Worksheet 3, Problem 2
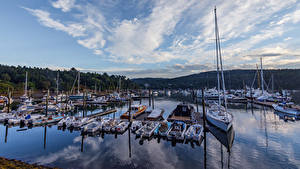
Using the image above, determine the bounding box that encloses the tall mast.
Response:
[25,71,28,96]
[215,7,227,109]
[214,7,221,108]
[78,71,80,94]
[260,56,264,94]
[56,71,59,96]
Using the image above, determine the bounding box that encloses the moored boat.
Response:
[167,121,187,141]
[185,124,203,142]
[130,120,143,132]
[154,121,172,137]
[147,108,164,121]
[120,105,147,119]
[206,104,232,132]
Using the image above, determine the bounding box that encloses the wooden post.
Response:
[148,89,151,106]
[7,88,10,113]
[46,89,49,117]
[139,90,142,105]
[152,93,154,110]
[83,91,86,118]
[202,88,207,169]
[128,97,131,122]
[202,89,206,129]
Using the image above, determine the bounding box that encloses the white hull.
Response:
[273,104,300,116]
[206,113,232,132]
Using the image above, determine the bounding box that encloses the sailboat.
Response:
[205,7,233,132]
[69,71,84,100]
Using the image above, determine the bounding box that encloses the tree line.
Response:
[0,64,139,94]
[133,69,300,91]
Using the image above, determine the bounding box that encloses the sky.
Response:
[0,0,300,78]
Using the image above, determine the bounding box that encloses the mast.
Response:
[215,7,227,109]
[260,56,264,94]
[78,71,80,94]
[214,7,221,108]
[56,71,59,96]
[25,71,28,96]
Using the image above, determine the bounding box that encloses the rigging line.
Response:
[214,7,221,110]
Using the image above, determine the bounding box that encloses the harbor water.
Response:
[0,97,300,169]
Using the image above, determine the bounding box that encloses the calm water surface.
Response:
[0,97,300,169]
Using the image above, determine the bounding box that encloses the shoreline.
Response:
[0,157,59,169]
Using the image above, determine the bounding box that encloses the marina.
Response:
[0,97,300,168]
[1,1,300,168]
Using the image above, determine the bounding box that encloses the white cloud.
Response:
[23,7,86,37]
[51,0,76,12]
[23,0,300,77]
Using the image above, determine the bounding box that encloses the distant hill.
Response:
[133,69,300,90]
[0,64,138,94]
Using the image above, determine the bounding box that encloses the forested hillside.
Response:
[0,64,139,94]
[133,69,300,90]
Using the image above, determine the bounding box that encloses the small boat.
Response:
[142,121,160,138]
[58,116,73,127]
[65,116,77,128]
[185,124,203,142]
[31,115,64,126]
[82,121,101,133]
[115,121,130,133]
[206,104,233,132]
[72,117,95,128]
[136,121,159,138]
[147,108,164,121]
[110,119,123,132]
[120,105,147,119]
[272,104,300,116]
[0,113,14,123]
[130,120,143,132]
[167,103,195,122]
[102,118,116,132]
[167,121,187,141]
[25,114,44,125]
[154,121,172,137]
[43,104,59,112]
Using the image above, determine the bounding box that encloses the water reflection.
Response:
[0,98,300,169]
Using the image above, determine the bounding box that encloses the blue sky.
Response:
[0,0,300,78]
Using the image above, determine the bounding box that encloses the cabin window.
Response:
[182,107,187,112]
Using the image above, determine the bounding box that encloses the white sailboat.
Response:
[206,7,233,132]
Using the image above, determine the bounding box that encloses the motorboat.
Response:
[115,121,130,133]
[120,104,147,119]
[154,121,172,137]
[136,121,159,138]
[130,120,143,132]
[167,121,187,141]
[185,124,203,142]
[272,103,300,116]
[82,121,101,133]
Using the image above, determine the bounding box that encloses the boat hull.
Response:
[206,113,232,132]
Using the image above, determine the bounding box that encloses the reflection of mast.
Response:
[221,143,224,169]
[263,107,268,148]
[44,126,47,150]
[81,135,84,152]
[128,127,132,158]
[204,128,207,169]
[5,125,8,143]
[228,151,231,169]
